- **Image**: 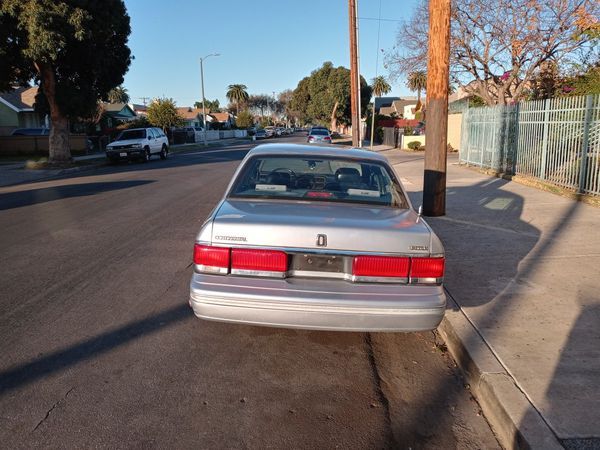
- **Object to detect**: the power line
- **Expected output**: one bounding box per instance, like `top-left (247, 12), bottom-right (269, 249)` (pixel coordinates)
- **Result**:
top-left (358, 16), bottom-right (407, 23)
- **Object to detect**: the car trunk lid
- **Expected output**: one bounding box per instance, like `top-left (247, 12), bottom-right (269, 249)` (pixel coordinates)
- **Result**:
top-left (211, 199), bottom-right (432, 255)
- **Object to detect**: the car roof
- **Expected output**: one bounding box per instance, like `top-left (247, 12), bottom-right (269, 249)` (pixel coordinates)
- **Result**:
top-left (247, 143), bottom-right (388, 162)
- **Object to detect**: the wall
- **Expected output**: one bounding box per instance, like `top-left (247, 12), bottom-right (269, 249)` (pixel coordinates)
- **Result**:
top-left (447, 113), bottom-right (462, 150)
top-left (0, 102), bottom-right (18, 135)
top-left (401, 135), bottom-right (426, 149)
top-left (0, 135), bottom-right (89, 156)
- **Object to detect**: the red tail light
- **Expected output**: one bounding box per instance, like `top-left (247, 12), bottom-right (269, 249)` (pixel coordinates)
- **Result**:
top-left (324, 136), bottom-right (331, 140)
top-left (353, 255), bottom-right (410, 278)
top-left (193, 244), bottom-right (230, 273)
top-left (410, 257), bottom-right (445, 279)
top-left (306, 191), bottom-right (333, 198)
top-left (231, 248), bottom-right (288, 273)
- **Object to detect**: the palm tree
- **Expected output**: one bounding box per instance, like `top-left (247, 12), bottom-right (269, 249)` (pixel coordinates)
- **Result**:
top-left (226, 84), bottom-right (249, 115)
top-left (107, 86), bottom-right (130, 104)
top-left (406, 71), bottom-right (427, 110)
top-left (369, 76), bottom-right (391, 148)
top-left (372, 76), bottom-right (392, 98)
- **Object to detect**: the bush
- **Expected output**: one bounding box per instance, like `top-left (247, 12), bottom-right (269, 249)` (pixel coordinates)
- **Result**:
top-left (118, 116), bottom-right (150, 130)
top-left (407, 141), bottom-right (423, 151)
top-left (235, 110), bottom-right (254, 129)
top-left (375, 126), bottom-right (384, 143)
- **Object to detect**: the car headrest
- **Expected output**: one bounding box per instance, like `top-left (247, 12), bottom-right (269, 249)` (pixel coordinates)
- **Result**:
top-left (267, 172), bottom-right (291, 185)
top-left (336, 167), bottom-right (361, 183)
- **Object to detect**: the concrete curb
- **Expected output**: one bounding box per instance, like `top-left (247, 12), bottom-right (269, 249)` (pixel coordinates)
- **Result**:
top-left (438, 295), bottom-right (563, 450)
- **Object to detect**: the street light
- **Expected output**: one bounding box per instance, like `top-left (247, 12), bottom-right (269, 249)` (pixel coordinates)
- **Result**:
top-left (200, 53), bottom-right (220, 146)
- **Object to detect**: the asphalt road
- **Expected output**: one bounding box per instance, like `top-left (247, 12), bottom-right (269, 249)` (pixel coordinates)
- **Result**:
top-left (0, 135), bottom-right (499, 449)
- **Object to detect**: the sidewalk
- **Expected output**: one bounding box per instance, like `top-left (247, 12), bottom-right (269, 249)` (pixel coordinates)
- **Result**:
top-left (384, 150), bottom-right (600, 449)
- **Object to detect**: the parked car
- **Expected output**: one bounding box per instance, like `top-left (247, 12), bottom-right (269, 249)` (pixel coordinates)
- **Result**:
top-left (254, 129), bottom-right (268, 139)
top-left (264, 127), bottom-right (275, 138)
top-left (307, 128), bottom-right (332, 144)
top-left (106, 127), bottom-right (169, 163)
top-left (189, 143), bottom-right (446, 332)
top-left (11, 128), bottom-right (49, 136)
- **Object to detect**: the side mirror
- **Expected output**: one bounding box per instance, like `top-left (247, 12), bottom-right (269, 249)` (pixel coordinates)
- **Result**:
top-left (148, 136), bottom-right (152, 140)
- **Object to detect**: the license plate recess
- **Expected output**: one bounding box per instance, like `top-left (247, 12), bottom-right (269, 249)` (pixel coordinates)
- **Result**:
top-left (290, 254), bottom-right (344, 273)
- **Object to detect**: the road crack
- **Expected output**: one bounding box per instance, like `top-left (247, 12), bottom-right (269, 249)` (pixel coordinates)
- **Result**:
top-left (32, 387), bottom-right (74, 432)
top-left (364, 333), bottom-right (396, 448)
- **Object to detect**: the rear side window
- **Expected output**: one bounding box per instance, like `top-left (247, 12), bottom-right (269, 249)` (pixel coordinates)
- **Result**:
top-left (229, 155), bottom-right (408, 208)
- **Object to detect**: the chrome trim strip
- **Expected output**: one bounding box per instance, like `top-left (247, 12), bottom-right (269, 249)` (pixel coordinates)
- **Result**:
top-left (231, 268), bottom-right (286, 278)
top-left (288, 270), bottom-right (346, 279)
top-left (350, 275), bottom-right (409, 284)
top-left (196, 264), bottom-right (228, 275)
top-left (410, 277), bottom-right (443, 285)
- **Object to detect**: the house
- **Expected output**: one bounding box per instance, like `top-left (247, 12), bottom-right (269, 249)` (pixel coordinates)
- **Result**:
top-left (374, 97), bottom-right (400, 114)
top-left (0, 86), bottom-right (47, 135)
top-left (176, 107), bottom-right (205, 128)
top-left (101, 103), bottom-right (136, 126)
top-left (207, 112), bottom-right (235, 129)
top-left (85, 102), bottom-right (137, 136)
top-left (129, 103), bottom-right (148, 116)
top-left (379, 97), bottom-right (418, 118)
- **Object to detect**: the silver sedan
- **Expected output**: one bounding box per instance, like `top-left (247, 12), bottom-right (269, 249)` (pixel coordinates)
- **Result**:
top-left (189, 144), bottom-right (445, 332)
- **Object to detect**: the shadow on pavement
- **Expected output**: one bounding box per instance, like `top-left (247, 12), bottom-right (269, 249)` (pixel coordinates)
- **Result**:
top-left (402, 172), bottom-right (588, 447)
top-left (522, 295), bottom-right (600, 449)
top-left (0, 304), bottom-right (192, 393)
top-left (394, 177), bottom-right (542, 447)
top-left (0, 180), bottom-right (155, 211)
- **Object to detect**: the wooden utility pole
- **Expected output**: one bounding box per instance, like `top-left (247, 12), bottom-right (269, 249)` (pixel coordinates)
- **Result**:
top-left (423, 0), bottom-right (451, 216)
top-left (348, 0), bottom-right (360, 147)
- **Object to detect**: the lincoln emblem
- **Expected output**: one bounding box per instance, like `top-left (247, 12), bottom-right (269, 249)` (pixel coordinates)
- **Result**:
top-left (316, 234), bottom-right (327, 247)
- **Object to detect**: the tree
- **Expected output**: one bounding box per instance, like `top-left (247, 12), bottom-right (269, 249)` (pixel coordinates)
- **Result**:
top-left (226, 84), bottom-right (249, 115)
top-left (370, 76), bottom-right (391, 146)
top-left (194, 99), bottom-right (220, 112)
top-left (107, 86), bottom-right (130, 104)
top-left (569, 63), bottom-right (600, 95)
top-left (248, 94), bottom-right (270, 116)
top-left (386, 0), bottom-right (600, 105)
top-left (0, 0), bottom-right (132, 163)
top-left (372, 76), bottom-right (392, 97)
top-left (406, 71), bottom-right (426, 110)
top-left (235, 110), bottom-right (254, 128)
top-left (291, 62), bottom-right (372, 130)
top-left (147, 98), bottom-right (184, 132)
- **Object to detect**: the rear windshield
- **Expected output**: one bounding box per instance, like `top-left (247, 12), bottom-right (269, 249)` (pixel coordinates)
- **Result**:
top-left (310, 129), bottom-right (329, 136)
top-left (229, 155), bottom-right (408, 208)
top-left (116, 129), bottom-right (146, 140)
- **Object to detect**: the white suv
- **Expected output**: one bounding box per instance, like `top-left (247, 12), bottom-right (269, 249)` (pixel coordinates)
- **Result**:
top-left (106, 127), bottom-right (169, 163)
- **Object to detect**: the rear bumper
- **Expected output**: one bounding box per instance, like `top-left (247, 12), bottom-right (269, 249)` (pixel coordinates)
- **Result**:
top-left (189, 273), bottom-right (445, 332)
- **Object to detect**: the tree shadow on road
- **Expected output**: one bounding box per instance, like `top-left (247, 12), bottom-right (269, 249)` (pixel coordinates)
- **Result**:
top-left (0, 303), bottom-right (191, 393)
top-left (0, 180), bottom-right (155, 211)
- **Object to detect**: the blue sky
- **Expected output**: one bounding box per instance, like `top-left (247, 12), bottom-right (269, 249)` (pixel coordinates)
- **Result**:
top-left (122, 0), bottom-right (419, 108)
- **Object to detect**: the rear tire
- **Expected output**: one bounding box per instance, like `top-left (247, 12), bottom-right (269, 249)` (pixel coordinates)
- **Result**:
top-left (160, 145), bottom-right (168, 160)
